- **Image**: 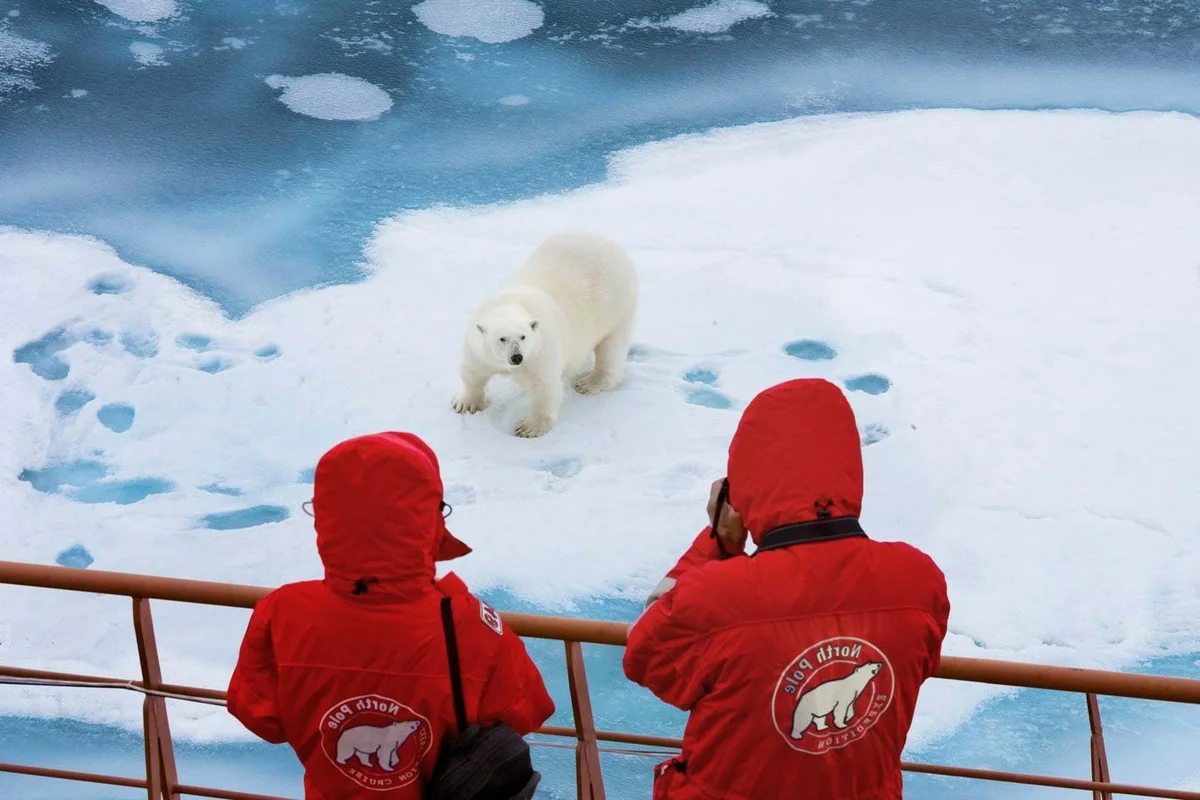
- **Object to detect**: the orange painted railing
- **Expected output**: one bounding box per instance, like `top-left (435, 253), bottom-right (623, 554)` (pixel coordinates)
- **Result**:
top-left (2, 560), bottom-right (1200, 800)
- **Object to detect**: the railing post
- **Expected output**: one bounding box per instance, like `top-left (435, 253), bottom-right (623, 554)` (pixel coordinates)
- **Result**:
top-left (564, 640), bottom-right (606, 800)
top-left (143, 697), bottom-right (162, 800)
top-left (1086, 692), bottom-right (1113, 800)
top-left (133, 598), bottom-right (180, 800)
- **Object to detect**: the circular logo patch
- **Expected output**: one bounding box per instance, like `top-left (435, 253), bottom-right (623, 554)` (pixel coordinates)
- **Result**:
top-left (320, 694), bottom-right (432, 791)
top-left (771, 637), bottom-right (895, 754)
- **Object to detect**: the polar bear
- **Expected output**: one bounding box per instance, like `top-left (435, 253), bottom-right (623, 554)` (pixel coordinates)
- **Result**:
top-left (452, 232), bottom-right (638, 438)
top-left (790, 662), bottom-right (883, 739)
top-left (335, 720), bottom-right (422, 771)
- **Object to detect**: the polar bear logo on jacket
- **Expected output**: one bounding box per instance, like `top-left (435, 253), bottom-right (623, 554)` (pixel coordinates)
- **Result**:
top-left (791, 661), bottom-right (883, 740)
top-left (335, 720), bottom-right (422, 770)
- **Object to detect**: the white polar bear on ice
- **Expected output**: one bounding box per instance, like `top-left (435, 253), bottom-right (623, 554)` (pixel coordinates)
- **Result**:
top-left (790, 662), bottom-right (883, 739)
top-left (335, 720), bottom-right (422, 770)
top-left (452, 232), bottom-right (638, 438)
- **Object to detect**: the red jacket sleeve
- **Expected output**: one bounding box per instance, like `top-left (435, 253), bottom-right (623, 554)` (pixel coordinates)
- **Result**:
top-left (624, 530), bottom-right (728, 711)
top-left (226, 593), bottom-right (286, 744)
top-left (476, 622), bottom-right (555, 735)
top-left (924, 556), bottom-right (952, 679)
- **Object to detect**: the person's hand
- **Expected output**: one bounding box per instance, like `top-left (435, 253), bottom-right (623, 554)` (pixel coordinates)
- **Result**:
top-left (707, 478), bottom-right (747, 555)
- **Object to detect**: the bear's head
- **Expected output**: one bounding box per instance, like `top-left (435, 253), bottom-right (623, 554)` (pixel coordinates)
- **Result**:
top-left (856, 661), bottom-right (883, 678)
top-left (473, 309), bottom-right (540, 369)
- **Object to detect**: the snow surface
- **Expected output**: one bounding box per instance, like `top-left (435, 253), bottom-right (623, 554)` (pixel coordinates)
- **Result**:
top-left (129, 41), bottom-right (165, 67)
top-left (2, 109), bottom-right (1199, 751)
top-left (631, 0), bottom-right (774, 34)
top-left (93, 0), bottom-right (176, 23)
top-left (264, 73), bottom-right (392, 122)
top-left (411, 0), bottom-right (544, 44)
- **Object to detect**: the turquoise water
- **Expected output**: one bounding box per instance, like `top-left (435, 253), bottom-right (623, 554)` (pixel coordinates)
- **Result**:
top-left (1, 592), bottom-right (1196, 798)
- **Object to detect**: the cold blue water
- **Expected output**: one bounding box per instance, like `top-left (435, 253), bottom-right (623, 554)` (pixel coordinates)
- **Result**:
top-left (4, 0), bottom-right (1200, 796)
top-left (3, 0), bottom-right (1200, 316)
top-left (2, 593), bottom-right (1198, 798)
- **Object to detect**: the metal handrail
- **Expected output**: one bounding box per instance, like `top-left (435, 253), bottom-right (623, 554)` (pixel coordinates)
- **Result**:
top-left (1, 560), bottom-right (1199, 800)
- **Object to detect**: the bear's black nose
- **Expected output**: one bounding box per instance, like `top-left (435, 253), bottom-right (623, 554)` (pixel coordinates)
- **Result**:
top-left (510, 353), bottom-right (523, 365)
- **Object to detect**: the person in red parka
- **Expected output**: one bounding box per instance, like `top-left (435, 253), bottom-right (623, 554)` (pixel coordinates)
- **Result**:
top-left (624, 378), bottom-right (950, 800)
top-left (226, 431), bottom-right (555, 799)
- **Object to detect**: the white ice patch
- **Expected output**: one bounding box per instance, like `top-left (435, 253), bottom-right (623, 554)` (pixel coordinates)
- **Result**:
top-left (411, 0), bottom-right (544, 44)
top-left (630, 0), bottom-right (774, 34)
top-left (129, 41), bottom-right (166, 66)
top-left (93, 0), bottom-right (176, 23)
top-left (499, 94), bottom-right (529, 106)
top-left (2, 110), bottom-right (1200, 745)
top-left (0, 25), bottom-right (52, 98)
top-left (264, 73), bottom-right (392, 121)
top-left (69, 88), bottom-right (88, 98)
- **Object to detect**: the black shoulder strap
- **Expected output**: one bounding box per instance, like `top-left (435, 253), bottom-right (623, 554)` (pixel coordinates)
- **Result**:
top-left (754, 517), bottom-right (867, 554)
top-left (440, 596), bottom-right (469, 734)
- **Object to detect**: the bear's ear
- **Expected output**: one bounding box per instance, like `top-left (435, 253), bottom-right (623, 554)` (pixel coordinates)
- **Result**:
top-left (476, 324), bottom-right (486, 335)
top-left (529, 319), bottom-right (539, 331)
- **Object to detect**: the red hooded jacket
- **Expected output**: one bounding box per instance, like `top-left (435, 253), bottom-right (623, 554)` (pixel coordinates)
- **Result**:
top-left (226, 432), bottom-right (554, 799)
top-left (624, 379), bottom-right (950, 800)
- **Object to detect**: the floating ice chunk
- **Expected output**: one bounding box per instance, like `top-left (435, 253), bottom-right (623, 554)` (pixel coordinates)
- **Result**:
top-left (221, 37), bottom-right (246, 50)
top-left (0, 27), bottom-right (53, 97)
top-left (93, 0), bottom-right (176, 23)
top-left (70, 88), bottom-right (89, 98)
top-left (129, 41), bottom-right (166, 66)
top-left (498, 94), bottom-right (529, 106)
top-left (630, 0), bottom-right (773, 34)
top-left (411, 0), bottom-right (544, 44)
top-left (264, 73), bottom-right (392, 121)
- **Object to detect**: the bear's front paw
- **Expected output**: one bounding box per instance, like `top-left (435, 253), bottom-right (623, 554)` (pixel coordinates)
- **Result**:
top-left (514, 416), bottom-right (553, 438)
top-left (452, 394), bottom-right (487, 414)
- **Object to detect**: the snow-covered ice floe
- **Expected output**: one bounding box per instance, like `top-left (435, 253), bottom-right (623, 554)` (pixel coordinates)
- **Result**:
top-left (1, 109), bottom-right (1199, 746)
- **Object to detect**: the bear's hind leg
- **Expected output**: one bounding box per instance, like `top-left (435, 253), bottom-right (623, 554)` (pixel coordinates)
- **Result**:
top-left (573, 318), bottom-right (633, 395)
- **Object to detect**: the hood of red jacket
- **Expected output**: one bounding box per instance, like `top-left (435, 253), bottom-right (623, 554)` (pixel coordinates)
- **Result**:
top-left (312, 432), bottom-right (471, 600)
top-left (727, 378), bottom-right (863, 543)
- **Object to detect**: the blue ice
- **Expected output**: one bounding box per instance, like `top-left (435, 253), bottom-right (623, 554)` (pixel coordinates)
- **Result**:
top-left (255, 344), bottom-right (281, 360)
top-left (19, 460), bottom-right (110, 493)
top-left (72, 478), bottom-right (175, 505)
top-left (844, 374), bottom-right (892, 395)
top-left (176, 333), bottom-right (214, 352)
top-left (784, 340), bottom-right (838, 361)
top-left (202, 505), bottom-right (291, 531)
top-left (96, 403), bottom-right (135, 433)
top-left (54, 545), bottom-right (94, 569)
top-left (54, 388), bottom-right (95, 416)
top-left (86, 274), bottom-right (130, 295)
top-left (682, 386), bottom-right (733, 409)
top-left (12, 328), bottom-right (73, 380)
top-left (682, 366), bottom-right (719, 385)
top-left (297, 467), bottom-right (316, 484)
top-left (199, 483), bottom-right (244, 497)
top-left (198, 356), bottom-right (233, 374)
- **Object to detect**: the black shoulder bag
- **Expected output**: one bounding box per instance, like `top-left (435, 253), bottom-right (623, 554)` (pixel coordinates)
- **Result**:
top-left (426, 597), bottom-right (541, 800)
